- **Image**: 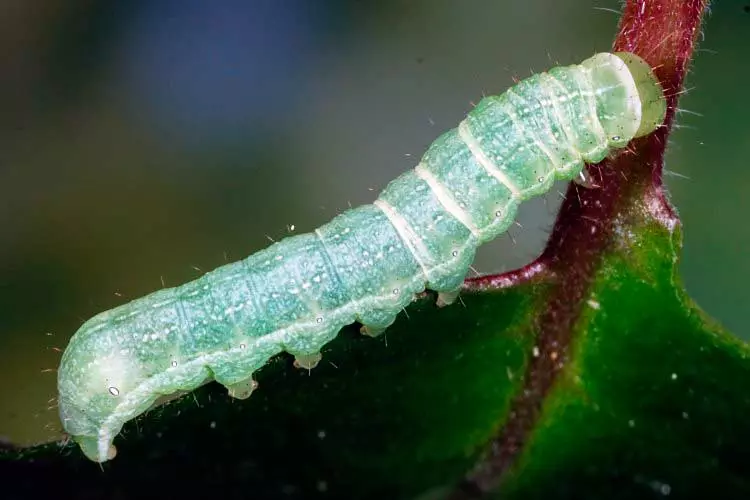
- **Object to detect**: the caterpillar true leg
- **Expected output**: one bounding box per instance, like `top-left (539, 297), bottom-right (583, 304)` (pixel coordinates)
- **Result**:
top-left (572, 168), bottom-right (600, 189)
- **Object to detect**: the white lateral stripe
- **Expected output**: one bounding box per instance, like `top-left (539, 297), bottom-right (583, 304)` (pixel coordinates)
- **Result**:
top-left (504, 89), bottom-right (562, 170)
top-left (414, 163), bottom-right (480, 238)
top-left (373, 199), bottom-right (431, 279)
top-left (457, 121), bottom-right (521, 198)
top-left (578, 69), bottom-right (609, 141)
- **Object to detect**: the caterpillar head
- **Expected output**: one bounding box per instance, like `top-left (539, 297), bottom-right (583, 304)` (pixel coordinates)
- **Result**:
top-left (582, 52), bottom-right (667, 149)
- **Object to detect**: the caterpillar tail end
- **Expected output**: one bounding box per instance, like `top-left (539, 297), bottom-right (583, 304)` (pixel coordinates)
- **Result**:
top-left (612, 52), bottom-right (667, 137)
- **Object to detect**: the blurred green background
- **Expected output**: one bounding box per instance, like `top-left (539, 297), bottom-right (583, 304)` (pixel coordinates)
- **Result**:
top-left (0, 0), bottom-right (747, 447)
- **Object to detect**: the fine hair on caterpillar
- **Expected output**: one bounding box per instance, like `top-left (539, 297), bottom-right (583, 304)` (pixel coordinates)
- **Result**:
top-left (57, 52), bottom-right (666, 463)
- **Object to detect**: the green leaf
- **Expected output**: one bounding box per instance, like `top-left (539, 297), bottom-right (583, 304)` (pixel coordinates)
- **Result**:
top-left (497, 216), bottom-right (750, 499)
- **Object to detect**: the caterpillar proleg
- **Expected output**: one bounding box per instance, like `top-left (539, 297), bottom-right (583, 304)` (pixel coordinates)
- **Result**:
top-left (57, 52), bottom-right (666, 462)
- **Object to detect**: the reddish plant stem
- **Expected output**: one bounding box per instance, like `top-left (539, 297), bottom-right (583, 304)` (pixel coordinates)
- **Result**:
top-left (452, 0), bottom-right (709, 496)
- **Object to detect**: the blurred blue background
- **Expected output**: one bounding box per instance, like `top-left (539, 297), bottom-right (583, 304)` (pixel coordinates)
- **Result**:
top-left (0, 0), bottom-right (747, 446)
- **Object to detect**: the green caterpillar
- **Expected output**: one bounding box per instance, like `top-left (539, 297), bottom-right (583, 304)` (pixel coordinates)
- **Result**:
top-left (57, 52), bottom-right (666, 462)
